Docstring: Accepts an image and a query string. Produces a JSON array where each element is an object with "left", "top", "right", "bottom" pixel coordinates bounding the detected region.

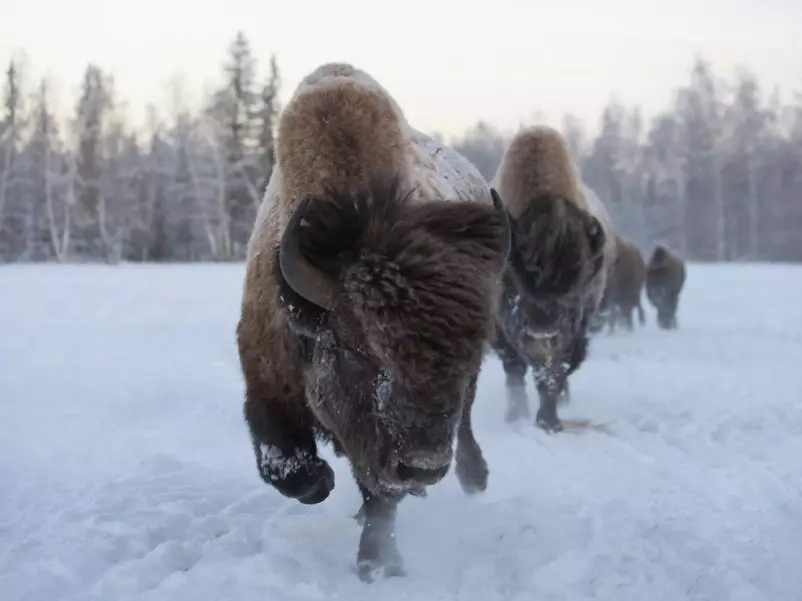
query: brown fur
[
  {"left": 492, "top": 126, "right": 585, "bottom": 219},
  {"left": 490, "top": 126, "right": 608, "bottom": 431},
  {"left": 645, "top": 244, "right": 686, "bottom": 330},
  {"left": 604, "top": 235, "right": 646, "bottom": 331},
  {"left": 236, "top": 63, "right": 508, "bottom": 579}
]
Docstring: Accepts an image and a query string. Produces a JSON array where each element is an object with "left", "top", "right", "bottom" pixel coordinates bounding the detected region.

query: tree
[{"left": 0, "top": 59, "right": 22, "bottom": 256}]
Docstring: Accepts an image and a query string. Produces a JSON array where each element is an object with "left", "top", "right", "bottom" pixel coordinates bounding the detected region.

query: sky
[{"left": 1, "top": 0, "right": 800, "bottom": 138}]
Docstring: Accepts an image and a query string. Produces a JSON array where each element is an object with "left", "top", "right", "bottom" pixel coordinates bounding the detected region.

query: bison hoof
[
  {"left": 271, "top": 457, "right": 335, "bottom": 505},
  {"left": 456, "top": 455, "right": 488, "bottom": 495},
  {"left": 356, "top": 559, "right": 381, "bottom": 583},
  {"left": 535, "top": 412, "right": 564, "bottom": 433},
  {"left": 356, "top": 556, "right": 406, "bottom": 583}
]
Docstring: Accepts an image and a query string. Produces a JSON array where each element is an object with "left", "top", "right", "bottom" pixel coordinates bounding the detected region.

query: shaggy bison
[
  {"left": 489, "top": 126, "right": 613, "bottom": 432},
  {"left": 236, "top": 63, "right": 511, "bottom": 581},
  {"left": 645, "top": 244, "right": 686, "bottom": 329},
  {"left": 603, "top": 235, "right": 646, "bottom": 332}
]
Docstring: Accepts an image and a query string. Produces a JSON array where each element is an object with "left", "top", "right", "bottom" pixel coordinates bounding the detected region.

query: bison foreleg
[
  {"left": 356, "top": 486, "right": 405, "bottom": 582},
  {"left": 455, "top": 373, "right": 489, "bottom": 495},
  {"left": 533, "top": 361, "right": 566, "bottom": 433},
  {"left": 244, "top": 391, "right": 334, "bottom": 505},
  {"left": 492, "top": 327, "right": 530, "bottom": 423}
]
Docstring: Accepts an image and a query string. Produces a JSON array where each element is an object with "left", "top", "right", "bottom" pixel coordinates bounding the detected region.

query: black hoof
[
  {"left": 356, "top": 559, "right": 406, "bottom": 583},
  {"left": 357, "top": 560, "right": 380, "bottom": 583},
  {"left": 456, "top": 456, "right": 488, "bottom": 495},
  {"left": 269, "top": 457, "right": 335, "bottom": 505},
  {"left": 536, "top": 413, "right": 564, "bottom": 433}
]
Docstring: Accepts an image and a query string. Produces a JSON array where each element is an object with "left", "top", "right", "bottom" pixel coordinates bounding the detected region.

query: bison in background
[
  {"left": 236, "top": 62, "right": 511, "bottom": 581},
  {"left": 489, "top": 126, "right": 613, "bottom": 432},
  {"left": 645, "top": 244, "right": 686, "bottom": 329},
  {"left": 603, "top": 235, "right": 646, "bottom": 332}
]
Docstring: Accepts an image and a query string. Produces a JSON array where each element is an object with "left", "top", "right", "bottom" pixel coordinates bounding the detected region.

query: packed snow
[{"left": 1, "top": 263, "right": 801, "bottom": 601}]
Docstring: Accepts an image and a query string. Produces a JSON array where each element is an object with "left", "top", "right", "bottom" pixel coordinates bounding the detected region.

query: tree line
[
  {"left": 1, "top": 33, "right": 800, "bottom": 263},
  {"left": 452, "top": 60, "right": 802, "bottom": 262}
]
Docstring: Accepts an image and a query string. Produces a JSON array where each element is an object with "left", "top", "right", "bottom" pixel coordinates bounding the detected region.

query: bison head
[
  {"left": 499, "top": 193, "right": 606, "bottom": 358},
  {"left": 275, "top": 175, "right": 510, "bottom": 494},
  {"left": 645, "top": 245, "right": 684, "bottom": 330}
]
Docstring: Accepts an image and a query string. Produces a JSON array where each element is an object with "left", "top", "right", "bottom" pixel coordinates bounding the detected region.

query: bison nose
[{"left": 394, "top": 447, "right": 453, "bottom": 486}]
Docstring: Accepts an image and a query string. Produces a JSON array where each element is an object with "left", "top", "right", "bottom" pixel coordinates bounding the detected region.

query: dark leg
[
  {"left": 244, "top": 388, "right": 335, "bottom": 504},
  {"left": 533, "top": 361, "right": 566, "bottom": 433},
  {"left": 356, "top": 485, "right": 405, "bottom": 582},
  {"left": 637, "top": 299, "right": 646, "bottom": 326},
  {"left": 492, "top": 327, "right": 530, "bottom": 422},
  {"left": 238, "top": 322, "right": 334, "bottom": 505},
  {"left": 623, "top": 304, "right": 634, "bottom": 331},
  {"left": 455, "top": 372, "right": 489, "bottom": 494}
]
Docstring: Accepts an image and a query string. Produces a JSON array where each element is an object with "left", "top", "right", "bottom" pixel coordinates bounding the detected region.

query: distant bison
[
  {"left": 236, "top": 63, "right": 511, "bottom": 581},
  {"left": 603, "top": 235, "right": 646, "bottom": 332},
  {"left": 645, "top": 244, "right": 686, "bottom": 329},
  {"left": 489, "top": 126, "right": 612, "bottom": 432}
]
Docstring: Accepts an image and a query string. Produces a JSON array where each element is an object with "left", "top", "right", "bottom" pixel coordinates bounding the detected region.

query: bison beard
[{"left": 240, "top": 175, "right": 510, "bottom": 581}]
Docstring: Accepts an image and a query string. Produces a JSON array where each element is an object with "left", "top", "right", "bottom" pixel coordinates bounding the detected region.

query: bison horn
[
  {"left": 490, "top": 188, "right": 513, "bottom": 270},
  {"left": 279, "top": 197, "right": 339, "bottom": 311}
]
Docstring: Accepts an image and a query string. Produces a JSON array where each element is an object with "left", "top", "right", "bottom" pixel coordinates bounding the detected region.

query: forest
[{"left": 1, "top": 31, "right": 800, "bottom": 264}]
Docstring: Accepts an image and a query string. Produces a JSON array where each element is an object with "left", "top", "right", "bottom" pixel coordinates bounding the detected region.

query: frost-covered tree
[
  {"left": 0, "top": 59, "right": 23, "bottom": 257},
  {"left": 450, "top": 121, "right": 507, "bottom": 182},
  {"left": 2, "top": 47, "right": 801, "bottom": 264}
]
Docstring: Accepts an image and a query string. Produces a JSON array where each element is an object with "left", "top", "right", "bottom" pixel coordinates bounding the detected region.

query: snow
[{"left": 1, "top": 262, "right": 801, "bottom": 601}]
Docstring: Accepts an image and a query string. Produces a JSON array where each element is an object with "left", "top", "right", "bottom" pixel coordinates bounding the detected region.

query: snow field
[{"left": 1, "top": 263, "right": 800, "bottom": 601}]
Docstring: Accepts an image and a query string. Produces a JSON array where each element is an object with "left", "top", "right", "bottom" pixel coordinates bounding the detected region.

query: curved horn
[
  {"left": 490, "top": 188, "right": 513, "bottom": 269},
  {"left": 279, "top": 197, "right": 339, "bottom": 311}
]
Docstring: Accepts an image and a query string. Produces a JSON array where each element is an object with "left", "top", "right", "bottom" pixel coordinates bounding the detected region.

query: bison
[
  {"left": 236, "top": 63, "right": 511, "bottom": 581},
  {"left": 645, "top": 244, "right": 686, "bottom": 329},
  {"left": 489, "top": 126, "right": 613, "bottom": 431},
  {"left": 602, "top": 235, "right": 646, "bottom": 332}
]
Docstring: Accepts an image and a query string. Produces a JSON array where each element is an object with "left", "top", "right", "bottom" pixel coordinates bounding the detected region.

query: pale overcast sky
[{"left": 1, "top": 0, "right": 800, "bottom": 137}]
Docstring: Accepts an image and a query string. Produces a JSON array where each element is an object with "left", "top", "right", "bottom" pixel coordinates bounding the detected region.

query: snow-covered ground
[{"left": 1, "top": 262, "right": 801, "bottom": 601}]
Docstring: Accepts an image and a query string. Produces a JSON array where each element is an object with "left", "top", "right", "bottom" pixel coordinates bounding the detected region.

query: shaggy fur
[
  {"left": 490, "top": 126, "right": 609, "bottom": 431},
  {"left": 645, "top": 244, "right": 686, "bottom": 329},
  {"left": 603, "top": 235, "right": 646, "bottom": 332},
  {"left": 236, "top": 62, "right": 508, "bottom": 580}
]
